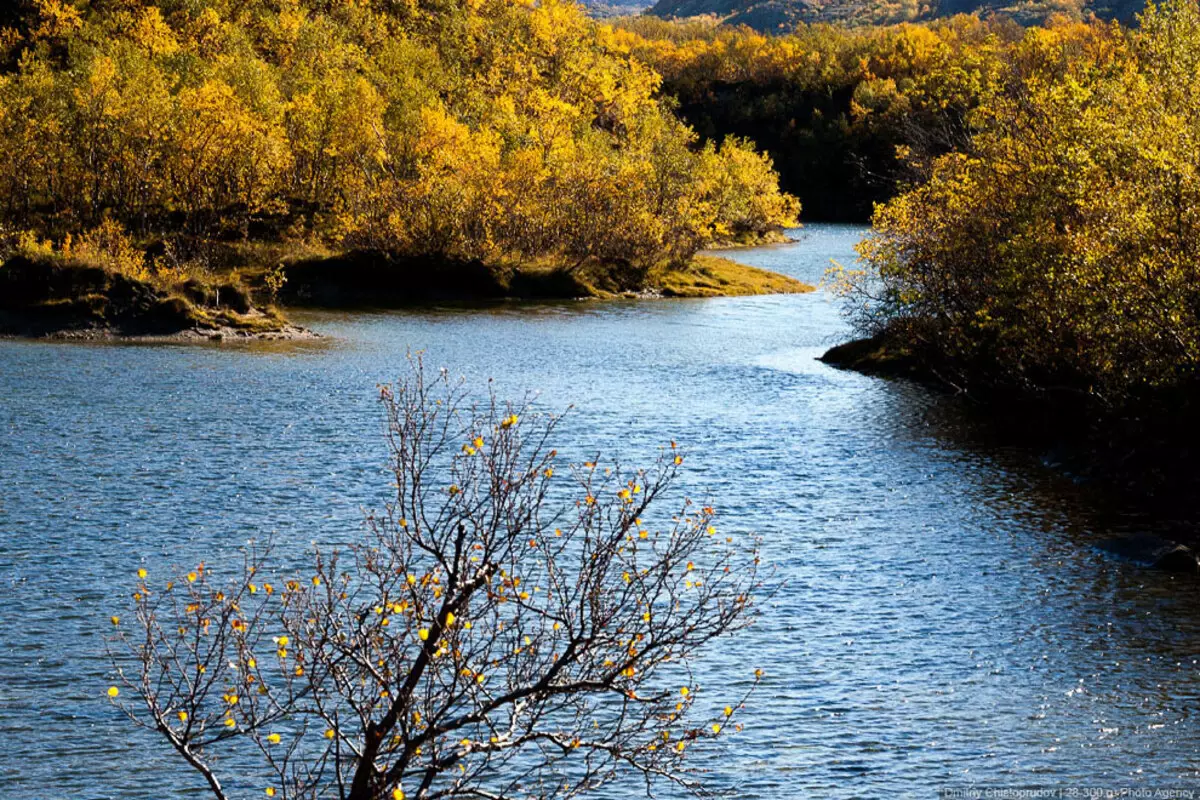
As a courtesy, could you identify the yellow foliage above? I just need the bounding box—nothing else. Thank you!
[31,0,82,42]
[852,0,1200,399]
[0,0,797,280]
[128,7,179,58]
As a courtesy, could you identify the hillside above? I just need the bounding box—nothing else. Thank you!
[646,0,1144,30]
[577,0,654,17]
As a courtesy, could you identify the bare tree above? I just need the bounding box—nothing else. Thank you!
[106,358,764,800]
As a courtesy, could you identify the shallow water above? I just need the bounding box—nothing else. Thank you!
[2,224,1198,798]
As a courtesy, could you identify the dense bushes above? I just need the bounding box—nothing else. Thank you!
[0,0,798,276]
[615,14,1138,221]
[618,6,1200,402]
[614,14,1019,219]
[847,0,1200,404]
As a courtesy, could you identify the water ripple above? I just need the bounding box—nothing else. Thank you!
[2,224,1199,797]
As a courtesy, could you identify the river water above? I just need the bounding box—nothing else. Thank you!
[2,224,1198,797]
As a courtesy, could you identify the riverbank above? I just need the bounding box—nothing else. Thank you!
[0,253,311,341]
[702,229,799,250]
[0,245,809,341]
[655,254,810,297]
[276,251,811,307]
[819,334,936,383]
[0,320,319,343]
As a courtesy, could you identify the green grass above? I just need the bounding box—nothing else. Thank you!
[651,253,813,297]
[0,252,292,337]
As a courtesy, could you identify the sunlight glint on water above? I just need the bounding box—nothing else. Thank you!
[2,224,1198,797]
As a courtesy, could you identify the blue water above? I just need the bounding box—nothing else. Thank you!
[2,224,1198,798]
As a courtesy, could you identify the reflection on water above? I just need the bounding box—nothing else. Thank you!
[1,224,1198,797]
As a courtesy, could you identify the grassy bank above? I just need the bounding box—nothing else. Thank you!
[0,251,302,340]
[819,335,934,382]
[274,249,810,306]
[652,254,810,298]
[1,239,809,340]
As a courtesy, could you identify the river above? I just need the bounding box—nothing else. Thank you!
[1,223,1198,797]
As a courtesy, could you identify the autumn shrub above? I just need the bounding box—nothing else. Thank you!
[0,218,265,317]
[847,0,1200,404]
[8,219,148,279]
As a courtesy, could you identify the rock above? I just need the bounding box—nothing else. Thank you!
[819,335,889,367]
[1150,544,1200,573]
[1096,534,1200,573]
[819,334,938,383]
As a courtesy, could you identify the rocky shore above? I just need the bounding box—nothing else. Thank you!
[0,254,313,341]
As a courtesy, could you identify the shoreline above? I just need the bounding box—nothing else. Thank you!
[0,249,810,343]
[0,322,320,343]
[700,229,799,250]
[819,334,935,382]
[276,251,811,309]
[0,254,311,343]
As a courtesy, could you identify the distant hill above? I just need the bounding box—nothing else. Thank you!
[646,0,1145,29]
[577,0,656,17]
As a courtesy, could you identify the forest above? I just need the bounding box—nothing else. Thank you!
[0,0,802,328]
[642,0,1144,33]
[830,1,1200,410]
[615,13,1036,219]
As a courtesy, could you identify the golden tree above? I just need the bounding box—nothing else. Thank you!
[106,360,763,800]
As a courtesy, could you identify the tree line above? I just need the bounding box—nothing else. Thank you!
[622,4,1200,407]
[0,0,799,282]
[616,13,1041,220]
